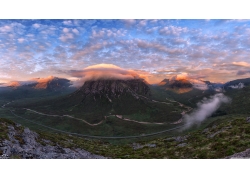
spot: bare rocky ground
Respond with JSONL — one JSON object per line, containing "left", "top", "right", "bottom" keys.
{"left": 0, "top": 125, "right": 106, "bottom": 159}
{"left": 225, "top": 148, "right": 250, "bottom": 159}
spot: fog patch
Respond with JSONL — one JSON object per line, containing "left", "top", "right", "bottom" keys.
{"left": 183, "top": 93, "right": 231, "bottom": 129}
{"left": 229, "top": 82, "right": 244, "bottom": 89}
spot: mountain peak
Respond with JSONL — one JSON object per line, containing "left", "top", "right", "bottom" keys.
{"left": 73, "top": 79, "right": 151, "bottom": 102}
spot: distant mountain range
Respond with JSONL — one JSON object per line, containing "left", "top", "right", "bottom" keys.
{"left": 0, "top": 76, "right": 75, "bottom": 101}
{"left": 157, "top": 77, "right": 250, "bottom": 93}
{"left": 223, "top": 78, "right": 250, "bottom": 90}
{"left": 5, "top": 76, "right": 72, "bottom": 91}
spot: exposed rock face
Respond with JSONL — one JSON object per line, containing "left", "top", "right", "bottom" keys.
{"left": 159, "top": 79, "right": 192, "bottom": 89}
{"left": 225, "top": 148, "right": 250, "bottom": 159}
{"left": 72, "top": 79, "right": 151, "bottom": 102}
{"left": 246, "top": 117, "right": 250, "bottom": 123}
{"left": 0, "top": 125, "right": 106, "bottom": 159}
{"left": 132, "top": 143, "right": 156, "bottom": 150}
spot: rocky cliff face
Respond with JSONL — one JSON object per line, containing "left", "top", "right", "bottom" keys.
{"left": 72, "top": 79, "right": 151, "bottom": 102}
{"left": 0, "top": 122, "right": 106, "bottom": 159}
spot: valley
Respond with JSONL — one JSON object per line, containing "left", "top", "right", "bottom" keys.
{"left": 1, "top": 70, "right": 250, "bottom": 159}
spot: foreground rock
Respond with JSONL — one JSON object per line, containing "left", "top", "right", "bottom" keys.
{"left": 0, "top": 125, "right": 106, "bottom": 159}
{"left": 225, "top": 148, "right": 250, "bottom": 159}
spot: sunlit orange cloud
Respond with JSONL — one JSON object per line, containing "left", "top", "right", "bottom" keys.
{"left": 31, "top": 76, "right": 55, "bottom": 89}
{"left": 232, "top": 61, "right": 250, "bottom": 67}
{"left": 169, "top": 72, "right": 208, "bottom": 90}
{"left": 69, "top": 63, "right": 176, "bottom": 86}
{"left": 132, "top": 70, "right": 164, "bottom": 84}
{"left": 170, "top": 72, "right": 189, "bottom": 81}
{"left": 5, "top": 81, "right": 21, "bottom": 87}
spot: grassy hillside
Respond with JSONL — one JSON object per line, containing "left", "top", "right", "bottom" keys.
{"left": 150, "top": 85, "right": 216, "bottom": 107}
{"left": 2, "top": 114, "right": 250, "bottom": 158}
{"left": 1, "top": 85, "right": 189, "bottom": 137}
{"left": 223, "top": 85, "right": 250, "bottom": 115}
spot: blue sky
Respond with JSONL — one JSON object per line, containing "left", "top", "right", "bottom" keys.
{"left": 1, "top": 19, "right": 250, "bottom": 84}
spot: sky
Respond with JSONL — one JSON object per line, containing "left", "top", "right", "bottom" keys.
{"left": 1, "top": 19, "right": 250, "bottom": 84}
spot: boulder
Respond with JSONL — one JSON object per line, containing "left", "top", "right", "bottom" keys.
{"left": 246, "top": 117, "right": 250, "bottom": 123}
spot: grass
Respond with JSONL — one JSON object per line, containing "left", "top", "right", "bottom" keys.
{"left": 1, "top": 84, "right": 250, "bottom": 158}
{"left": 0, "top": 87, "right": 187, "bottom": 137}
{"left": 2, "top": 113, "right": 250, "bottom": 159}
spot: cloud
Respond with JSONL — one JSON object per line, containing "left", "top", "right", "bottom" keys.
{"left": 59, "top": 32, "right": 74, "bottom": 42}
{"left": 122, "top": 19, "right": 136, "bottom": 26}
{"left": 169, "top": 73, "right": 208, "bottom": 90}
{"left": 183, "top": 93, "right": 231, "bottom": 129}
{"left": 32, "top": 23, "right": 41, "bottom": 29}
{"left": 63, "top": 20, "right": 72, "bottom": 26}
{"left": 237, "top": 70, "right": 250, "bottom": 75}
{"left": 63, "top": 28, "right": 70, "bottom": 33}
{"left": 91, "top": 28, "right": 127, "bottom": 39}
{"left": 72, "top": 28, "right": 79, "bottom": 35}
{"left": 0, "top": 25, "right": 12, "bottom": 33}
{"left": 31, "top": 76, "right": 55, "bottom": 89}
{"left": 1, "top": 20, "right": 250, "bottom": 85}
{"left": 229, "top": 82, "right": 245, "bottom": 89}
{"left": 68, "top": 64, "right": 142, "bottom": 87}
{"left": 139, "top": 20, "right": 147, "bottom": 27}
{"left": 17, "top": 38, "right": 25, "bottom": 43}
{"left": 159, "top": 26, "right": 188, "bottom": 36}
{"left": 6, "top": 81, "right": 21, "bottom": 87}
{"left": 4, "top": 80, "right": 37, "bottom": 87}
{"left": 232, "top": 61, "right": 250, "bottom": 68}
{"left": 136, "top": 39, "right": 184, "bottom": 55}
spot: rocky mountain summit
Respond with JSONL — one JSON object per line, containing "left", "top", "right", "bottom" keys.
{"left": 158, "top": 78, "right": 192, "bottom": 89}
{"left": 72, "top": 79, "right": 151, "bottom": 102}
{"left": 0, "top": 119, "right": 106, "bottom": 159}
{"left": 27, "top": 77, "right": 72, "bottom": 91}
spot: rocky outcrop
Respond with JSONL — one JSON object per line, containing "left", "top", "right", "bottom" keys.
{"left": 225, "top": 148, "right": 250, "bottom": 159}
{"left": 164, "top": 135, "right": 189, "bottom": 142}
{"left": 0, "top": 125, "right": 106, "bottom": 159}
{"left": 132, "top": 143, "right": 156, "bottom": 150}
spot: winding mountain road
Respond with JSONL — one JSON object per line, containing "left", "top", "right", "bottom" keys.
{"left": 23, "top": 108, "right": 103, "bottom": 126}
{"left": 1, "top": 97, "right": 192, "bottom": 139}
{"left": 105, "top": 115, "right": 165, "bottom": 125}
{"left": 8, "top": 109, "right": 186, "bottom": 139}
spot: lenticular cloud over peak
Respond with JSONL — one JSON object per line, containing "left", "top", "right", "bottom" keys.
{"left": 169, "top": 73, "right": 208, "bottom": 90}
{"left": 70, "top": 64, "right": 142, "bottom": 87}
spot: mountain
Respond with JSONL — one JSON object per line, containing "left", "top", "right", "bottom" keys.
{"left": 12, "top": 78, "right": 183, "bottom": 137}
{"left": 73, "top": 79, "right": 151, "bottom": 102}
{"left": 23, "top": 76, "right": 72, "bottom": 91}
{"left": 52, "top": 78, "right": 154, "bottom": 116}
{"left": 203, "top": 81, "right": 223, "bottom": 92}
{"left": 158, "top": 78, "right": 192, "bottom": 89}
{"left": 0, "top": 77, "right": 75, "bottom": 101}
{"left": 158, "top": 78, "right": 193, "bottom": 94}
{"left": 223, "top": 77, "right": 250, "bottom": 90}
